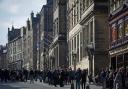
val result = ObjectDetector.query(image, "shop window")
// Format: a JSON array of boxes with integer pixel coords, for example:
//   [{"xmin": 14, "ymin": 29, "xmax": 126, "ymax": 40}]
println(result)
[
  {"xmin": 125, "ymin": 16, "xmax": 128, "ymax": 36},
  {"xmin": 124, "ymin": 53, "xmax": 128, "ymax": 66},
  {"xmin": 117, "ymin": 55, "xmax": 123, "ymax": 68},
  {"xmin": 111, "ymin": 23, "xmax": 117, "ymax": 42},
  {"xmin": 111, "ymin": 57, "xmax": 116, "ymax": 70},
  {"xmin": 118, "ymin": 19, "xmax": 124, "ymax": 39}
]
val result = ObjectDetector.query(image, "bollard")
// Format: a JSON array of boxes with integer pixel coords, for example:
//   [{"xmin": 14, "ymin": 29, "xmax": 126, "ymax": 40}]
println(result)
[{"xmin": 71, "ymin": 82, "xmax": 74, "ymax": 89}]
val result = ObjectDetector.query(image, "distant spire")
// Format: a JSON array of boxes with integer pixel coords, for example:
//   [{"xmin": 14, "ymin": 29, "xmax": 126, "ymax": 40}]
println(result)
[
  {"xmin": 8, "ymin": 28, "xmax": 10, "ymax": 32},
  {"xmin": 12, "ymin": 25, "xmax": 14, "ymax": 30},
  {"xmin": 31, "ymin": 11, "xmax": 34, "ymax": 18}
]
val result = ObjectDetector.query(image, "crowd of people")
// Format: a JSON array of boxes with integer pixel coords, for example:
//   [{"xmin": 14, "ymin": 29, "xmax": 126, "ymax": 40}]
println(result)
[
  {"xmin": 0, "ymin": 67, "xmax": 128, "ymax": 89},
  {"xmin": 95, "ymin": 67, "xmax": 128, "ymax": 89},
  {"xmin": 0, "ymin": 69, "xmax": 29, "ymax": 82}
]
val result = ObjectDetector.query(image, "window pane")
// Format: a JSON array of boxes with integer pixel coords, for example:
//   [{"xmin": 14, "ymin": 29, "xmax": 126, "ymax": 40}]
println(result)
[
  {"xmin": 111, "ymin": 23, "xmax": 117, "ymax": 42},
  {"xmin": 118, "ymin": 19, "xmax": 124, "ymax": 39},
  {"xmin": 125, "ymin": 17, "xmax": 128, "ymax": 36},
  {"xmin": 90, "ymin": 21, "xmax": 93, "ymax": 42}
]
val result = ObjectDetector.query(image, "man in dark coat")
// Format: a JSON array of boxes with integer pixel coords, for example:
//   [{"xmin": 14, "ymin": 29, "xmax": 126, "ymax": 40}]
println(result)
[
  {"xmin": 75, "ymin": 68, "xmax": 81, "ymax": 89},
  {"xmin": 81, "ymin": 69, "xmax": 87, "ymax": 89},
  {"xmin": 60, "ymin": 70, "xmax": 65, "ymax": 87}
]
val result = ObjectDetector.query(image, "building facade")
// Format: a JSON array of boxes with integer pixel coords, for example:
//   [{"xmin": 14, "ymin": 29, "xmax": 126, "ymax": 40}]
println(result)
[
  {"xmin": 40, "ymin": 0, "xmax": 53, "ymax": 70},
  {"xmin": 8, "ymin": 26, "xmax": 23, "ymax": 70},
  {"xmin": 22, "ymin": 14, "xmax": 39, "ymax": 70},
  {"xmin": 67, "ymin": 0, "xmax": 109, "ymax": 75},
  {"xmin": 50, "ymin": 0, "xmax": 67, "ymax": 69},
  {"xmin": 0, "ymin": 45, "xmax": 7, "ymax": 69},
  {"xmin": 109, "ymin": 0, "xmax": 128, "ymax": 70},
  {"xmin": 21, "ymin": 24, "xmax": 33, "ymax": 70}
]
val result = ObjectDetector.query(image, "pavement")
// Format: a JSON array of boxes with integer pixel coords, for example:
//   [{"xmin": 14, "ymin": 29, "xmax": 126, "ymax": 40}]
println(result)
[{"xmin": 0, "ymin": 81, "xmax": 103, "ymax": 89}]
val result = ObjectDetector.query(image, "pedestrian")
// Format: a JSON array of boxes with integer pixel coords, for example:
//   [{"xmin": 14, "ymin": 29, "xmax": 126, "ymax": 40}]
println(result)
[
  {"xmin": 81, "ymin": 69, "xmax": 87, "ymax": 89},
  {"xmin": 29, "ymin": 70, "xmax": 34, "ymax": 84},
  {"xmin": 75, "ymin": 68, "xmax": 81, "ymax": 89},
  {"xmin": 108, "ymin": 70, "xmax": 114, "ymax": 89},
  {"xmin": 23, "ymin": 69, "xmax": 28, "ymax": 82},
  {"xmin": 53, "ymin": 70, "xmax": 58, "ymax": 87},
  {"xmin": 60, "ymin": 69, "xmax": 65, "ymax": 87},
  {"xmin": 114, "ymin": 68, "xmax": 122, "ymax": 89},
  {"xmin": 4, "ymin": 69, "xmax": 9, "ymax": 82},
  {"xmin": 1, "ymin": 69, "xmax": 4, "ymax": 82},
  {"xmin": 88, "ymin": 72, "xmax": 93, "ymax": 84}
]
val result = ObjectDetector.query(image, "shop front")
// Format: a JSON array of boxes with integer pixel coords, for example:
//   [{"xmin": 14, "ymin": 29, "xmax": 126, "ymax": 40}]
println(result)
[{"xmin": 110, "ymin": 45, "xmax": 128, "ymax": 70}]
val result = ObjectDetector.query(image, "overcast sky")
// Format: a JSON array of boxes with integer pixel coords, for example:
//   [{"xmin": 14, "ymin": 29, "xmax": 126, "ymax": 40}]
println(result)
[{"xmin": 0, "ymin": 0, "xmax": 46, "ymax": 45}]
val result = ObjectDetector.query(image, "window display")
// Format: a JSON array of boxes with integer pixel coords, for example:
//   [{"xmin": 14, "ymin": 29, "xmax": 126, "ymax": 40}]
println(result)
[{"xmin": 111, "ymin": 23, "xmax": 117, "ymax": 42}]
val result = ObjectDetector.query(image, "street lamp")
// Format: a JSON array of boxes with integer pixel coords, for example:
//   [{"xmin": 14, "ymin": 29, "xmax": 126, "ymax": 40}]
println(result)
[{"xmin": 72, "ymin": 50, "xmax": 77, "ymax": 71}]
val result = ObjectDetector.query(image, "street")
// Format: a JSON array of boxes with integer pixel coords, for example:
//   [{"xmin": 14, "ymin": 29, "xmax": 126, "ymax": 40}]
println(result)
[{"xmin": 0, "ymin": 81, "xmax": 102, "ymax": 89}]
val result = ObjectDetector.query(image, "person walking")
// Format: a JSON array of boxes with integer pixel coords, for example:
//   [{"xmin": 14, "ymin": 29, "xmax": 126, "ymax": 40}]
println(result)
[
  {"xmin": 60, "ymin": 69, "xmax": 65, "ymax": 87},
  {"xmin": 114, "ymin": 68, "xmax": 122, "ymax": 89},
  {"xmin": 75, "ymin": 68, "xmax": 81, "ymax": 89},
  {"xmin": 81, "ymin": 69, "xmax": 87, "ymax": 89},
  {"xmin": 23, "ymin": 69, "xmax": 28, "ymax": 82},
  {"xmin": 53, "ymin": 70, "xmax": 58, "ymax": 87},
  {"xmin": 29, "ymin": 70, "xmax": 34, "ymax": 84}
]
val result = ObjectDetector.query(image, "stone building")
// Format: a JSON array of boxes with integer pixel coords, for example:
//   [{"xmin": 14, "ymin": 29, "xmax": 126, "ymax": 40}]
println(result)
[
  {"xmin": 20, "ymin": 25, "xmax": 33, "ymax": 70},
  {"xmin": 50, "ymin": 0, "xmax": 67, "ymax": 69},
  {"xmin": 40, "ymin": 0, "xmax": 53, "ymax": 70},
  {"xmin": 31, "ymin": 12, "xmax": 41, "ymax": 70},
  {"xmin": 7, "ymin": 26, "xmax": 23, "ymax": 70},
  {"xmin": 22, "ymin": 12, "xmax": 40, "ymax": 70},
  {"xmin": 109, "ymin": 0, "xmax": 128, "ymax": 70},
  {"xmin": 0, "ymin": 45, "xmax": 7, "ymax": 69},
  {"xmin": 67, "ymin": 0, "xmax": 109, "ymax": 76}
]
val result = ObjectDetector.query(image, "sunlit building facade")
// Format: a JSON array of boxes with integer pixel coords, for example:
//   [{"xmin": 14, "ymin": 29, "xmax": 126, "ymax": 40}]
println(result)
[{"xmin": 67, "ymin": 0, "xmax": 109, "ymax": 75}]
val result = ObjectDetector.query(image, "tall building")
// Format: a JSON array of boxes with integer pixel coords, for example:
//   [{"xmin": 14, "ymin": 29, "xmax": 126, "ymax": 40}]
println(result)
[
  {"xmin": 50, "ymin": 0, "xmax": 67, "ymax": 69},
  {"xmin": 67, "ymin": 0, "xmax": 109, "ymax": 76},
  {"xmin": 7, "ymin": 26, "xmax": 23, "ymax": 70},
  {"xmin": 109, "ymin": 0, "xmax": 128, "ymax": 70},
  {"xmin": 40, "ymin": 0, "xmax": 53, "ymax": 70},
  {"xmin": 13, "ymin": 12, "xmax": 41, "ymax": 71},
  {"xmin": 29, "ymin": 12, "xmax": 41, "ymax": 70},
  {"xmin": 0, "ymin": 45, "xmax": 7, "ymax": 69},
  {"xmin": 20, "ymin": 25, "xmax": 32, "ymax": 70}
]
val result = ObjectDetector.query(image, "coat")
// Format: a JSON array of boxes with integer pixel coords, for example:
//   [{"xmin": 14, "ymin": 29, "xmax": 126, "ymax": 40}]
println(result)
[{"xmin": 114, "ymin": 72, "xmax": 122, "ymax": 89}]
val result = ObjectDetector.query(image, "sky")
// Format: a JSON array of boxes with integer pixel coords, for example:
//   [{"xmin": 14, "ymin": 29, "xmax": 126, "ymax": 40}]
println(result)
[{"xmin": 0, "ymin": 0, "xmax": 46, "ymax": 45}]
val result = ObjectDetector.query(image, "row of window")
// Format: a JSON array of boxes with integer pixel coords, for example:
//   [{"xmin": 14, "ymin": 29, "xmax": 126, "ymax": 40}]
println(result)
[
  {"xmin": 111, "ymin": 16, "xmax": 128, "ymax": 42},
  {"xmin": 110, "ymin": 0, "xmax": 124, "ymax": 13},
  {"xmin": 68, "ymin": 0, "xmax": 93, "ymax": 30},
  {"xmin": 9, "ymin": 53, "xmax": 23, "ymax": 63},
  {"xmin": 69, "ymin": 19, "xmax": 94, "ymax": 66},
  {"xmin": 53, "ymin": 18, "xmax": 59, "ymax": 38}
]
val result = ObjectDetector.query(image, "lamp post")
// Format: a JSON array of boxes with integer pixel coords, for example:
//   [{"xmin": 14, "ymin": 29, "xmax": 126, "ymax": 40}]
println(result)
[{"xmin": 72, "ymin": 50, "xmax": 77, "ymax": 71}]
